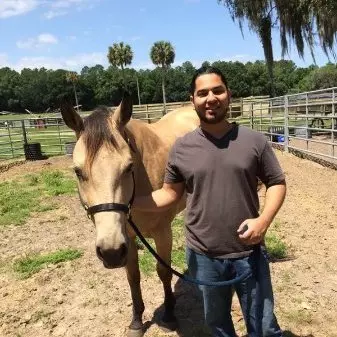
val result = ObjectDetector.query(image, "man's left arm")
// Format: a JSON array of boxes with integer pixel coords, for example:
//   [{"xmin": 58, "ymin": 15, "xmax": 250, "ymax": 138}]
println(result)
[{"xmin": 238, "ymin": 182, "xmax": 286, "ymax": 245}]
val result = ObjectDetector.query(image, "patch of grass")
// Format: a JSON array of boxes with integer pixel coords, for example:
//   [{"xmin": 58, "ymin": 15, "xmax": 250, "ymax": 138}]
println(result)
[
  {"xmin": 13, "ymin": 248, "xmax": 83, "ymax": 278},
  {"xmin": 138, "ymin": 239, "xmax": 156, "ymax": 275},
  {"xmin": 41, "ymin": 170, "xmax": 77, "ymax": 196},
  {"xmin": 36, "ymin": 203, "xmax": 56, "ymax": 212},
  {"xmin": 138, "ymin": 215, "xmax": 187, "ymax": 275},
  {"xmin": 171, "ymin": 215, "xmax": 187, "ymax": 271},
  {"xmin": 0, "ymin": 181, "xmax": 41, "ymax": 226},
  {"xmin": 0, "ymin": 170, "xmax": 76, "ymax": 226},
  {"xmin": 265, "ymin": 232, "xmax": 287, "ymax": 260},
  {"xmin": 283, "ymin": 308, "xmax": 314, "ymax": 325}
]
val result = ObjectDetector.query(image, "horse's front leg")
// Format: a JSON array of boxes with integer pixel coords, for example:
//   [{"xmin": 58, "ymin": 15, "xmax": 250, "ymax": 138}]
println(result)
[
  {"xmin": 126, "ymin": 238, "xmax": 145, "ymax": 337},
  {"xmin": 154, "ymin": 226, "xmax": 177, "ymax": 330}
]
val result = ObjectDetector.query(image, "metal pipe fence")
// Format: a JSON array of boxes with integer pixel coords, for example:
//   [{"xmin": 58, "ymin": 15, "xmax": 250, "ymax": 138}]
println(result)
[
  {"xmin": 249, "ymin": 87, "xmax": 337, "ymax": 165},
  {"xmin": 1, "ymin": 89, "xmax": 336, "ymax": 165}
]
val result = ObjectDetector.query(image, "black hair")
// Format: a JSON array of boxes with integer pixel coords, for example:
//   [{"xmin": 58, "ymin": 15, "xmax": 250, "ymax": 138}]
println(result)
[{"xmin": 190, "ymin": 66, "xmax": 229, "ymax": 95}]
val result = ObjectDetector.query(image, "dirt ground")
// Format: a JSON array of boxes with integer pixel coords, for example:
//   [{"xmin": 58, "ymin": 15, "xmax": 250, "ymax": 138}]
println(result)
[{"xmin": 0, "ymin": 151, "xmax": 336, "ymax": 337}]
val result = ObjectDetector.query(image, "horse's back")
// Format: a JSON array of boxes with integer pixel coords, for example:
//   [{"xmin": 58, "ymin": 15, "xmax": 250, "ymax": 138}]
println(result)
[{"xmin": 150, "ymin": 106, "xmax": 200, "ymax": 144}]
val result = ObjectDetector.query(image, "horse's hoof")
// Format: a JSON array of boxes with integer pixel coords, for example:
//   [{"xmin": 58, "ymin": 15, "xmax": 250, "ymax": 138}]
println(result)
[{"xmin": 127, "ymin": 328, "xmax": 144, "ymax": 337}]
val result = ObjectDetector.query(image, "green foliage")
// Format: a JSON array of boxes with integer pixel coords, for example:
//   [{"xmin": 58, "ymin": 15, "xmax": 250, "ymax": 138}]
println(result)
[
  {"xmin": 41, "ymin": 171, "xmax": 77, "ymax": 196},
  {"xmin": 298, "ymin": 63, "xmax": 337, "ymax": 91},
  {"xmin": 150, "ymin": 41, "xmax": 176, "ymax": 108},
  {"xmin": 107, "ymin": 42, "xmax": 133, "ymax": 89},
  {"xmin": 0, "ymin": 181, "xmax": 41, "ymax": 226},
  {"xmin": 218, "ymin": 0, "xmax": 337, "ymax": 95},
  {"xmin": 265, "ymin": 233, "xmax": 287, "ymax": 260},
  {"xmin": 0, "ymin": 170, "xmax": 76, "ymax": 226},
  {"xmin": 0, "ymin": 58, "xmax": 334, "ymax": 113},
  {"xmin": 13, "ymin": 248, "xmax": 83, "ymax": 278},
  {"xmin": 150, "ymin": 41, "xmax": 175, "ymax": 68}
]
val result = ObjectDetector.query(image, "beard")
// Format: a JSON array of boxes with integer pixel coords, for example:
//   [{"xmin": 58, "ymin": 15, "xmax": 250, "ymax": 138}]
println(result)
[{"xmin": 195, "ymin": 107, "xmax": 228, "ymax": 125}]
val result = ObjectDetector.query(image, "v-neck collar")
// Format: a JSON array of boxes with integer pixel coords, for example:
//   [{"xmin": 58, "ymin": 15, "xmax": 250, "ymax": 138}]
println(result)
[{"xmin": 197, "ymin": 122, "xmax": 238, "ymax": 144}]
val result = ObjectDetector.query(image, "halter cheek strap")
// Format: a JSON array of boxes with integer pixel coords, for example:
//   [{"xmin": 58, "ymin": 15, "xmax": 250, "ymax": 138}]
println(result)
[{"xmin": 83, "ymin": 171, "xmax": 135, "ymax": 217}]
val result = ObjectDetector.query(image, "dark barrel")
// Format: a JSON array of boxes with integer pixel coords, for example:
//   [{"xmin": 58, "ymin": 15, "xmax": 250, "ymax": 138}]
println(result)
[{"xmin": 24, "ymin": 143, "xmax": 43, "ymax": 160}]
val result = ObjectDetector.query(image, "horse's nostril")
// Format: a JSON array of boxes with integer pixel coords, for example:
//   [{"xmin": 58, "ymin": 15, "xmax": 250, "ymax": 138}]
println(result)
[
  {"xmin": 120, "ymin": 243, "xmax": 127, "ymax": 258},
  {"xmin": 96, "ymin": 246, "xmax": 103, "ymax": 260}
]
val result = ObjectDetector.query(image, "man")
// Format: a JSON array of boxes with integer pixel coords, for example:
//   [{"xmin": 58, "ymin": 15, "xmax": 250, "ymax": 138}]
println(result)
[{"xmin": 133, "ymin": 66, "xmax": 286, "ymax": 337}]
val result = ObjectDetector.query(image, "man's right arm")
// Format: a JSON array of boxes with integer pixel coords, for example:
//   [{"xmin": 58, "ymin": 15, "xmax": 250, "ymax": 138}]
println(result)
[{"xmin": 132, "ymin": 182, "xmax": 185, "ymax": 212}]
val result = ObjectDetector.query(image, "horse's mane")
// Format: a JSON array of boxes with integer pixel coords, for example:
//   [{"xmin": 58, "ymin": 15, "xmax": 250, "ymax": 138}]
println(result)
[{"xmin": 82, "ymin": 106, "xmax": 119, "ymax": 170}]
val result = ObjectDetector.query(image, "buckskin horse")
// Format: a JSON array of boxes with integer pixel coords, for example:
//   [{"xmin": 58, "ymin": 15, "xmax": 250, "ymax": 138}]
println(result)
[{"xmin": 60, "ymin": 94, "xmax": 199, "ymax": 337}]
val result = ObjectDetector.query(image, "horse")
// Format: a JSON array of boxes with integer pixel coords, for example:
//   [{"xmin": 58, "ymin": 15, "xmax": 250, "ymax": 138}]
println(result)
[{"xmin": 60, "ymin": 94, "xmax": 199, "ymax": 337}]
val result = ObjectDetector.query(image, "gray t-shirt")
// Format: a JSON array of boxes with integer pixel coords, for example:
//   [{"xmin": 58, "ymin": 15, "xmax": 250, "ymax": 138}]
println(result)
[{"xmin": 164, "ymin": 124, "xmax": 285, "ymax": 259}]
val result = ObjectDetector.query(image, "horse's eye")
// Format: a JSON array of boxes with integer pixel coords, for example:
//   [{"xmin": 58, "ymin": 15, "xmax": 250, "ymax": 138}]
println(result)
[{"xmin": 74, "ymin": 168, "xmax": 83, "ymax": 179}]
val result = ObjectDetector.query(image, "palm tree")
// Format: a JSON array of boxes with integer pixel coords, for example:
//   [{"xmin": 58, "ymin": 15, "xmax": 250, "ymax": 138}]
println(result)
[
  {"xmin": 107, "ymin": 42, "xmax": 133, "ymax": 89},
  {"xmin": 150, "ymin": 41, "xmax": 175, "ymax": 113},
  {"xmin": 65, "ymin": 71, "xmax": 79, "ymax": 112},
  {"xmin": 218, "ymin": 0, "xmax": 337, "ymax": 96}
]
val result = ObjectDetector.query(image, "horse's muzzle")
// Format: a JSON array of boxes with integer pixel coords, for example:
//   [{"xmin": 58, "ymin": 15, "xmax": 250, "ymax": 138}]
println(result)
[{"xmin": 96, "ymin": 244, "xmax": 128, "ymax": 268}]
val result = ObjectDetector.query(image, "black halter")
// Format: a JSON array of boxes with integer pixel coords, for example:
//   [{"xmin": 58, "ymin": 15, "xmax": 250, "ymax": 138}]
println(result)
[{"xmin": 84, "ymin": 172, "xmax": 135, "ymax": 217}]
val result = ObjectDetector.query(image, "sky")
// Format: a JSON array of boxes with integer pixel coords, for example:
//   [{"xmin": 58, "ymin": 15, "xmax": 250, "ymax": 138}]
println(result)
[{"xmin": 0, "ymin": 0, "xmax": 334, "ymax": 73}]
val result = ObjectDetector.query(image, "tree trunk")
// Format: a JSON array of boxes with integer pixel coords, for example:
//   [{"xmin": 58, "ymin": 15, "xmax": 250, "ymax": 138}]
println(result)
[
  {"xmin": 259, "ymin": 16, "xmax": 276, "ymax": 97},
  {"xmin": 73, "ymin": 83, "xmax": 79, "ymax": 113},
  {"xmin": 121, "ymin": 64, "xmax": 127, "ymax": 90},
  {"xmin": 161, "ymin": 66, "xmax": 167, "ymax": 115},
  {"xmin": 136, "ymin": 75, "xmax": 141, "ymax": 105}
]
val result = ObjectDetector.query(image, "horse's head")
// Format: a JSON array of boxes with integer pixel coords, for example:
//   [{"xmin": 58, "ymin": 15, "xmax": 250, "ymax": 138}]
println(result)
[{"xmin": 60, "ymin": 94, "xmax": 134, "ymax": 268}]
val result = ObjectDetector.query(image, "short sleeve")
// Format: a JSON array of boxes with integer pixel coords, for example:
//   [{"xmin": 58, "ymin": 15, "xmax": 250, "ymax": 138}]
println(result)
[
  {"xmin": 257, "ymin": 141, "xmax": 285, "ymax": 188},
  {"xmin": 164, "ymin": 140, "xmax": 185, "ymax": 184}
]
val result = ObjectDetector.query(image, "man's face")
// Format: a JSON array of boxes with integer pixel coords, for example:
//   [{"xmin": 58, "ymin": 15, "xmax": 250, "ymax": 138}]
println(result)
[{"xmin": 191, "ymin": 73, "xmax": 230, "ymax": 124}]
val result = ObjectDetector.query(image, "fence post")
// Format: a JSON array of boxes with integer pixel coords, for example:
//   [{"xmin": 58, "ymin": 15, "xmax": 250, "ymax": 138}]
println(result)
[
  {"xmin": 57, "ymin": 118, "xmax": 62, "ymax": 154},
  {"xmin": 332, "ymin": 88, "xmax": 335, "ymax": 158},
  {"xmin": 249, "ymin": 103, "xmax": 253, "ymax": 130},
  {"xmin": 21, "ymin": 120, "xmax": 28, "ymax": 145},
  {"xmin": 7, "ymin": 121, "xmax": 14, "ymax": 158},
  {"xmin": 284, "ymin": 95, "xmax": 289, "ymax": 152}
]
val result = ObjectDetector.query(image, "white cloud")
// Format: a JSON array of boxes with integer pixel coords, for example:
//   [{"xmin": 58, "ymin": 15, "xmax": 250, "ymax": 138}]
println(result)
[
  {"xmin": 44, "ymin": 10, "xmax": 67, "ymax": 19},
  {"xmin": 0, "ymin": 0, "xmax": 101, "ymax": 19},
  {"xmin": 1, "ymin": 52, "xmax": 107, "ymax": 71},
  {"xmin": 51, "ymin": 0, "xmax": 87, "ymax": 9},
  {"xmin": 0, "ymin": 0, "xmax": 39, "ymax": 18},
  {"xmin": 16, "ymin": 33, "xmax": 58, "ymax": 49}
]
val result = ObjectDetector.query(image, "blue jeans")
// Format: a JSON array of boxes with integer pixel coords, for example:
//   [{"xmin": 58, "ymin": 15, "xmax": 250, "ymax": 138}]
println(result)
[{"xmin": 186, "ymin": 246, "xmax": 283, "ymax": 337}]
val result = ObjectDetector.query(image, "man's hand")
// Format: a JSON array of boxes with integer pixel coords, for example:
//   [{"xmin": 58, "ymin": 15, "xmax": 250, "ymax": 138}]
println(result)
[{"xmin": 237, "ymin": 217, "xmax": 269, "ymax": 245}]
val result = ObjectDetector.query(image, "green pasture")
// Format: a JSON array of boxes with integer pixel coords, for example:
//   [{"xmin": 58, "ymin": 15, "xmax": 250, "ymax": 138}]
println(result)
[{"xmin": 0, "ymin": 170, "xmax": 77, "ymax": 226}]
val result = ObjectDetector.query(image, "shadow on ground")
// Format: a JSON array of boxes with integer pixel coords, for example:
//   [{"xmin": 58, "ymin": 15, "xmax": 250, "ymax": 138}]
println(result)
[{"xmin": 143, "ymin": 273, "xmax": 315, "ymax": 337}]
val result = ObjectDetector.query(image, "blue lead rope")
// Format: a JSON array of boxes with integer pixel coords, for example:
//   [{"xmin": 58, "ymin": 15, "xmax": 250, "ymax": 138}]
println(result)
[{"xmin": 127, "ymin": 215, "xmax": 252, "ymax": 287}]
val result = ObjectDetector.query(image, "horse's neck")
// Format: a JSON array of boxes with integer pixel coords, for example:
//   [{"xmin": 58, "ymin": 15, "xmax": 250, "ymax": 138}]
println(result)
[
  {"xmin": 126, "ymin": 120, "xmax": 167, "ymax": 192},
  {"xmin": 126, "ymin": 120, "xmax": 165, "ymax": 157}
]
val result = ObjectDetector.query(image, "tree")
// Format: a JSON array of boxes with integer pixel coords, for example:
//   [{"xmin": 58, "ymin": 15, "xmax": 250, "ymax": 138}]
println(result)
[
  {"xmin": 66, "ymin": 71, "xmax": 80, "ymax": 112},
  {"xmin": 107, "ymin": 42, "xmax": 133, "ymax": 89},
  {"xmin": 218, "ymin": 0, "xmax": 337, "ymax": 96},
  {"xmin": 150, "ymin": 41, "xmax": 175, "ymax": 112},
  {"xmin": 299, "ymin": 63, "xmax": 337, "ymax": 91}
]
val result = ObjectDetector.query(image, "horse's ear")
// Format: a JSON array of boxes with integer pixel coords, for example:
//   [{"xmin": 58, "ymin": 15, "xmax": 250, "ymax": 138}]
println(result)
[
  {"xmin": 112, "ymin": 91, "xmax": 133, "ymax": 127},
  {"xmin": 60, "ymin": 101, "xmax": 84, "ymax": 139}
]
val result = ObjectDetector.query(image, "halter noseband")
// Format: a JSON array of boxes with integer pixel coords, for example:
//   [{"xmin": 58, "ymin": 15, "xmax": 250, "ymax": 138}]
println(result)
[{"xmin": 84, "ymin": 171, "xmax": 135, "ymax": 217}]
